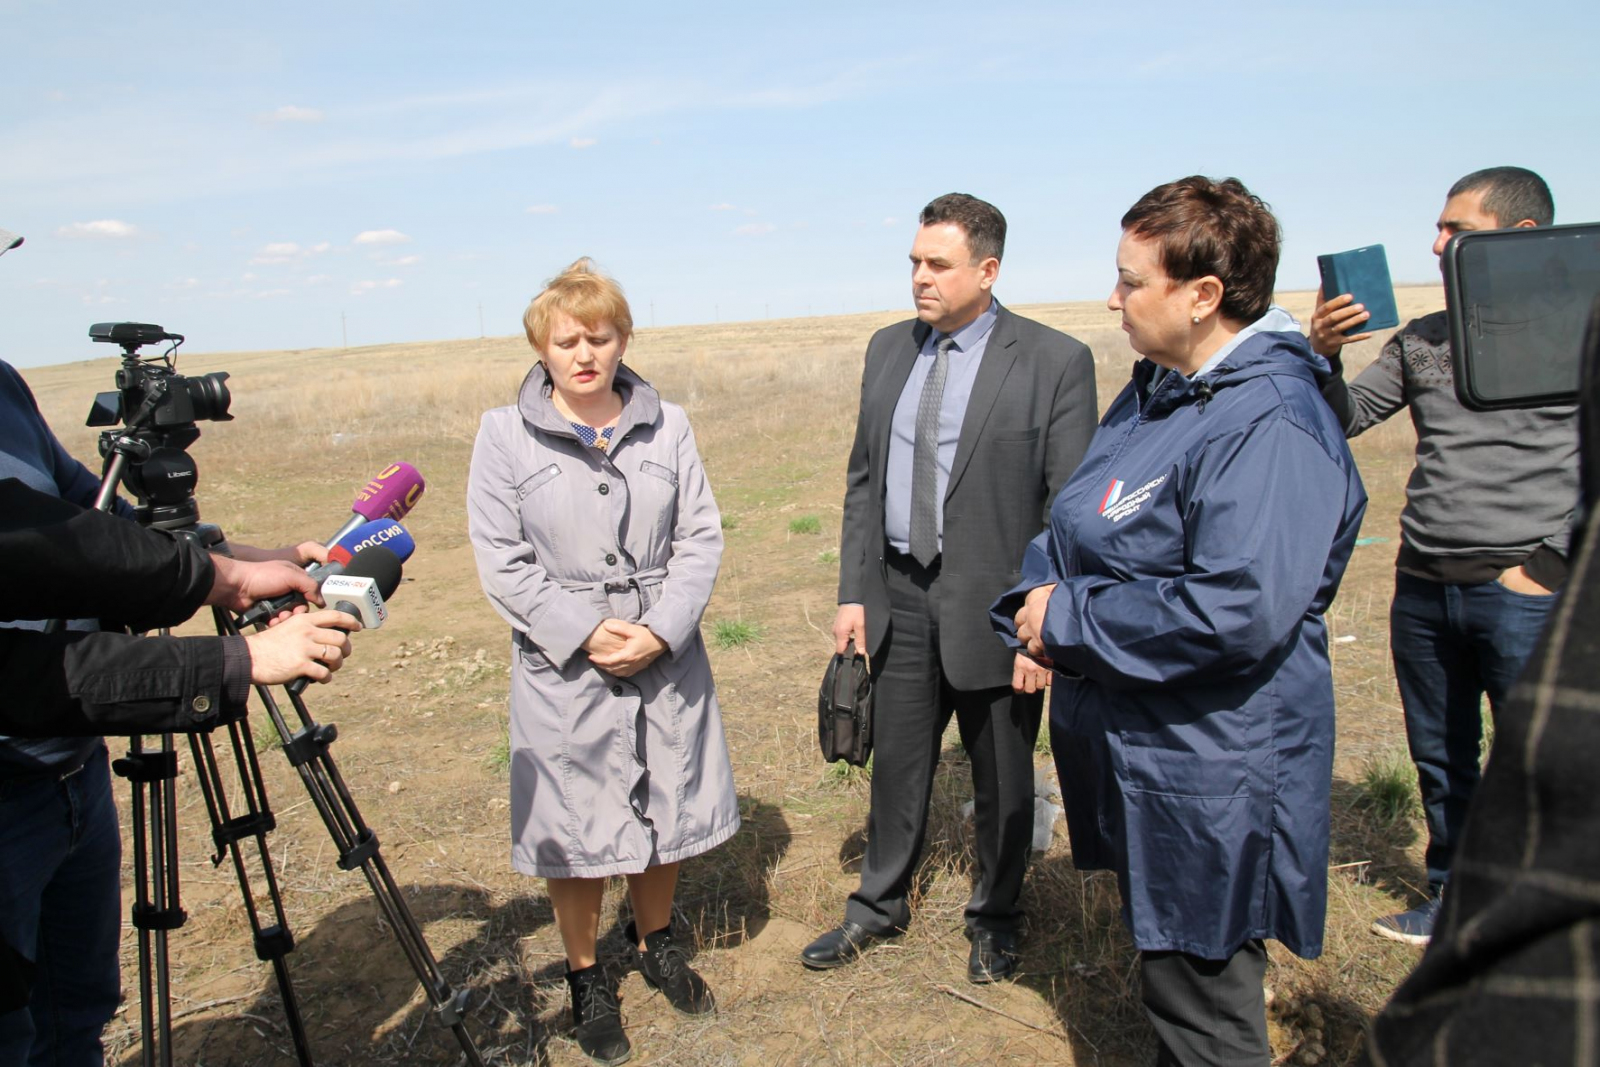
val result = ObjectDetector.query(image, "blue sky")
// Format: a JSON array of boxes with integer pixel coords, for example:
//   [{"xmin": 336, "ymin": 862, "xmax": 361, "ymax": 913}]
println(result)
[{"xmin": 4, "ymin": 0, "xmax": 1598, "ymax": 366}]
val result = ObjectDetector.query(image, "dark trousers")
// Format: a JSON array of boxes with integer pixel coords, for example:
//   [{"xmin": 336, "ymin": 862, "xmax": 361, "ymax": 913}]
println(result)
[
  {"xmin": 844, "ymin": 551, "xmax": 1043, "ymax": 935},
  {"xmin": 1140, "ymin": 939, "xmax": 1269, "ymax": 1067},
  {"xmin": 0, "ymin": 744, "xmax": 122, "ymax": 1067},
  {"xmin": 1389, "ymin": 571, "xmax": 1554, "ymax": 888}
]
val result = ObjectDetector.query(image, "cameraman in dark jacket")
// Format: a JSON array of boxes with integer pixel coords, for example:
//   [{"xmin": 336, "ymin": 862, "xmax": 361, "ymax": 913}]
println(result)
[{"xmin": 0, "ymin": 224, "xmax": 356, "ymax": 1061}]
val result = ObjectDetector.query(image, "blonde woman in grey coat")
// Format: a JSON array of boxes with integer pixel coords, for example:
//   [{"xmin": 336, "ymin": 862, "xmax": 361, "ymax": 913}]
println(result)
[{"xmin": 467, "ymin": 259, "xmax": 739, "ymax": 1066}]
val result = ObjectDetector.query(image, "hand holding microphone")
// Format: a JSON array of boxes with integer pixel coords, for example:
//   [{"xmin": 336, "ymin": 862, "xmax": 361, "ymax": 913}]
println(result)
[
  {"xmin": 209, "ymin": 555, "xmax": 324, "ymax": 614},
  {"xmin": 245, "ymin": 610, "xmax": 359, "ymax": 686}
]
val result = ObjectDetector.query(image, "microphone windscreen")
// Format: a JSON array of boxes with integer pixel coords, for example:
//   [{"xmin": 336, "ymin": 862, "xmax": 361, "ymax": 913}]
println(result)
[
  {"xmin": 350, "ymin": 463, "xmax": 425, "ymax": 522},
  {"xmin": 330, "ymin": 518, "xmax": 415, "ymax": 563},
  {"xmin": 339, "ymin": 545, "xmax": 403, "ymax": 600}
]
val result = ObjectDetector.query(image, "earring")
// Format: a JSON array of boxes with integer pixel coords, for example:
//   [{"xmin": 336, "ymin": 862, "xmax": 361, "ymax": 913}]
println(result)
[{"xmin": 1191, "ymin": 316, "xmax": 1200, "ymax": 325}]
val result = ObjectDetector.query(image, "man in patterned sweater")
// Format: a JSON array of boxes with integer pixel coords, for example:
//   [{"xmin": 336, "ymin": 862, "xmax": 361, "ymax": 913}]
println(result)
[{"xmin": 1310, "ymin": 166, "xmax": 1577, "ymax": 944}]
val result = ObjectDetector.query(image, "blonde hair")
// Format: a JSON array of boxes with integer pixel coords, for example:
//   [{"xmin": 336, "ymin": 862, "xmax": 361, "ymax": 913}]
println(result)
[{"xmin": 522, "ymin": 258, "xmax": 634, "ymax": 351}]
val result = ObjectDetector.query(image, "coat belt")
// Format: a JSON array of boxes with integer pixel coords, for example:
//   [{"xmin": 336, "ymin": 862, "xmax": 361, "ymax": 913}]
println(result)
[{"xmin": 553, "ymin": 568, "xmax": 668, "ymax": 595}]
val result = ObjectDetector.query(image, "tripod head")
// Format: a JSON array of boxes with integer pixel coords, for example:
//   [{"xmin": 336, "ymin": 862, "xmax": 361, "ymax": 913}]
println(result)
[{"xmin": 84, "ymin": 321, "xmax": 231, "ymax": 531}]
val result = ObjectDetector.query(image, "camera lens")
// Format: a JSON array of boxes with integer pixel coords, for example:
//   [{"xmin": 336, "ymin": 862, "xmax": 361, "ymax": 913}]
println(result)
[{"xmin": 185, "ymin": 371, "xmax": 232, "ymax": 422}]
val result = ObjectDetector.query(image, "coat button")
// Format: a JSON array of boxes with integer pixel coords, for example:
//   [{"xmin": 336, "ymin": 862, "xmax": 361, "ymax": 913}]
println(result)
[
  {"xmin": 605, "ymin": 553, "xmax": 617, "ymax": 565},
  {"xmin": 611, "ymin": 684, "xmax": 624, "ymax": 697},
  {"xmin": 191, "ymin": 695, "xmax": 211, "ymax": 716},
  {"xmin": 598, "ymin": 483, "xmax": 610, "ymax": 495}
]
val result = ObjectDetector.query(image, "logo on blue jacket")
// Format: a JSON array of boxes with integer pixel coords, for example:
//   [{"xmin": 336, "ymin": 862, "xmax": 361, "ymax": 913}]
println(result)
[
  {"xmin": 1099, "ymin": 474, "xmax": 1168, "ymax": 523},
  {"xmin": 1098, "ymin": 479, "xmax": 1125, "ymax": 514}
]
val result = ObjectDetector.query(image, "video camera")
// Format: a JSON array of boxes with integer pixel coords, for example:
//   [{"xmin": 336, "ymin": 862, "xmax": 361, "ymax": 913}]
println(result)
[
  {"xmin": 85, "ymin": 321, "xmax": 232, "ymax": 438},
  {"xmin": 84, "ymin": 321, "xmax": 231, "ymax": 529}
]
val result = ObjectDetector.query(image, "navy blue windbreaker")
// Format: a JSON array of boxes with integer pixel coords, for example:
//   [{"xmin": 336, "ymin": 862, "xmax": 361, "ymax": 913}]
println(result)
[{"xmin": 992, "ymin": 325, "xmax": 1367, "ymax": 960}]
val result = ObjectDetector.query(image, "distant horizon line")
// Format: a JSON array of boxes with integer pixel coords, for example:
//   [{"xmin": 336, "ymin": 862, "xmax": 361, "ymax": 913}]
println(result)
[{"xmin": 17, "ymin": 283, "xmax": 1445, "ymax": 372}]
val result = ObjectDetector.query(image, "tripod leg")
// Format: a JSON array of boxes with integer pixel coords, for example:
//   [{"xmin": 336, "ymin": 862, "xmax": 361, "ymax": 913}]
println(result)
[
  {"xmin": 113, "ymin": 737, "xmax": 186, "ymax": 1067},
  {"xmin": 188, "ymin": 717, "xmax": 316, "ymax": 1067},
  {"xmin": 254, "ymin": 680, "xmax": 486, "ymax": 1066}
]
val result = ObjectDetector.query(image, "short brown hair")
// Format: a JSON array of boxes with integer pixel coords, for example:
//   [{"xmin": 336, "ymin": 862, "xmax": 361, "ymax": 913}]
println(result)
[
  {"xmin": 919, "ymin": 193, "xmax": 1006, "ymax": 263},
  {"xmin": 522, "ymin": 257, "xmax": 634, "ymax": 351},
  {"xmin": 1120, "ymin": 176, "xmax": 1281, "ymax": 324}
]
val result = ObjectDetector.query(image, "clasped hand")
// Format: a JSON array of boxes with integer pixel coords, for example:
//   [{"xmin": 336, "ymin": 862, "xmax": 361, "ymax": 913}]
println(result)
[
  {"xmin": 1013, "ymin": 583, "xmax": 1057, "ymax": 662},
  {"xmin": 584, "ymin": 618, "xmax": 668, "ymax": 677}
]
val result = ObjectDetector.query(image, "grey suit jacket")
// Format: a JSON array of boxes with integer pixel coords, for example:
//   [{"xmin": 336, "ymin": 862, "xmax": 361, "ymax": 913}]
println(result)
[{"xmin": 838, "ymin": 303, "xmax": 1097, "ymax": 691}]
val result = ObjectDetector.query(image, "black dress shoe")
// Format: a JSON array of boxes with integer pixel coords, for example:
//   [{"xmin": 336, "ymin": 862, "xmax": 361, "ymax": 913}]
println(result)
[
  {"xmin": 800, "ymin": 921, "xmax": 889, "ymax": 970},
  {"xmin": 967, "ymin": 929, "xmax": 1018, "ymax": 984}
]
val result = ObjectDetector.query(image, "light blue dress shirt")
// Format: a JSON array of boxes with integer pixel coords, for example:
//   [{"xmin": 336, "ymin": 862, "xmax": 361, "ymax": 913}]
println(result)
[{"xmin": 884, "ymin": 299, "xmax": 999, "ymax": 554}]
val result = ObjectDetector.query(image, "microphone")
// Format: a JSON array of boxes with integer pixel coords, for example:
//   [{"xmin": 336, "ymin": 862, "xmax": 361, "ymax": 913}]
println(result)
[
  {"xmin": 238, "ymin": 520, "xmax": 414, "ymax": 627},
  {"xmin": 287, "ymin": 547, "xmax": 402, "ymax": 695},
  {"xmin": 307, "ymin": 518, "xmax": 416, "ymax": 582},
  {"xmin": 322, "ymin": 546, "xmax": 402, "ymax": 628},
  {"xmin": 324, "ymin": 463, "xmax": 426, "ymax": 547}
]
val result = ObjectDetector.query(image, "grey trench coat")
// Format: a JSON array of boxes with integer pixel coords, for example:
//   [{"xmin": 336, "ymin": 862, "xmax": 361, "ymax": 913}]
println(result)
[{"xmin": 467, "ymin": 363, "xmax": 739, "ymax": 878}]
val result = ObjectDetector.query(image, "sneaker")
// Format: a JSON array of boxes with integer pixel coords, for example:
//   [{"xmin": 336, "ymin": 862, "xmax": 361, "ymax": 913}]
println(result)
[
  {"xmin": 1371, "ymin": 892, "xmax": 1442, "ymax": 945},
  {"xmin": 627, "ymin": 920, "xmax": 715, "ymax": 1015}
]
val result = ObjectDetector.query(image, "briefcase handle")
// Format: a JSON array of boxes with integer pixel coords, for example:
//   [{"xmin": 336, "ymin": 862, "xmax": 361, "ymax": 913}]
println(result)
[{"xmin": 830, "ymin": 640, "xmax": 862, "ymax": 712}]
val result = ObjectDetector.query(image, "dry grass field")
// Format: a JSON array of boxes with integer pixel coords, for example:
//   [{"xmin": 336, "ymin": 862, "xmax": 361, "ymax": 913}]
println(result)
[{"xmin": 22, "ymin": 285, "xmax": 1443, "ymax": 1066}]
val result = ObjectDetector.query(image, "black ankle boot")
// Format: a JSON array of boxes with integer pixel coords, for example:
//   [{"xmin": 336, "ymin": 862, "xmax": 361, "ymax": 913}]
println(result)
[
  {"xmin": 565, "ymin": 964, "xmax": 631, "ymax": 1065},
  {"xmin": 627, "ymin": 920, "xmax": 715, "ymax": 1015}
]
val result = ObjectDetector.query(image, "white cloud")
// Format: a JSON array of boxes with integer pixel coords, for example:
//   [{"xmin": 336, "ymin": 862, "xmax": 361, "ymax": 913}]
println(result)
[
  {"xmin": 166, "ymin": 277, "xmax": 201, "ymax": 290},
  {"xmin": 710, "ymin": 202, "xmax": 759, "ymax": 215},
  {"xmin": 241, "ymin": 272, "xmax": 258, "ymax": 281},
  {"xmin": 81, "ymin": 294, "xmax": 126, "ymax": 305},
  {"xmin": 251, "ymin": 241, "xmax": 302, "ymax": 264},
  {"xmin": 733, "ymin": 222, "xmax": 777, "ymax": 236},
  {"xmin": 305, "ymin": 274, "xmax": 332, "ymax": 285},
  {"xmin": 250, "ymin": 240, "xmax": 331, "ymax": 264},
  {"xmin": 350, "ymin": 278, "xmax": 404, "ymax": 294},
  {"xmin": 57, "ymin": 219, "xmax": 140, "ymax": 239},
  {"xmin": 882, "ymin": 217, "xmax": 899, "ymax": 226},
  {"xmin": 525, "ymin": 204, "xmax": 559, "ymax": 215},
  {"xmin": 254, "ymin": 289, "xmax": 291, "ymax": 299},
  {"xmin": 390, "ymin": 254, "xmax": 422, "ymax": 266},
  {"xmin": 570, "ymin": 137, "xmax": 597, "ymax": 149},
  {"xmin": 260, "ymin": 105, "xmax": 325, "ymax": 124},
  {"xmin": 353, "ymin": 229, "xmax": 412, "ymax": 246}
]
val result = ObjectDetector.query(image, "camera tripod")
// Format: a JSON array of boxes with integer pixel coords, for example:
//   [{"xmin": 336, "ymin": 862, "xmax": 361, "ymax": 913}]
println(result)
[{"xmin": 88, "ymin": 362, "xmax": 484, "ymax": 1066}]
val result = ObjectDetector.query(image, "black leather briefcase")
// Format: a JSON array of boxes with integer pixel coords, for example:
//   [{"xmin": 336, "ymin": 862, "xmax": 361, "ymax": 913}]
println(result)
[{"xmin": 818, "ymin": 640, "xmax": 873, "ymax": 766}]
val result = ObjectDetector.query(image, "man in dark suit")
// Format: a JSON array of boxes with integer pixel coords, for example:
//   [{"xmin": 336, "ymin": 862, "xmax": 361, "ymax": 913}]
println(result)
[{"xmin": 802, "ymin": 193, "xmax": 1096, "ymax": 982}]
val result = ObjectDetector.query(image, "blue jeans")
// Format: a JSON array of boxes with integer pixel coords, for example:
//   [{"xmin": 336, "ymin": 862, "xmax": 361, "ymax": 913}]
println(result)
[
  {"xmin": 1390, "ymin": 572, "xmax": 1555, "ymax": 889},
  {"xmin": 0, "ymin": 745, "xmax": 122, "ymax": 1067}
]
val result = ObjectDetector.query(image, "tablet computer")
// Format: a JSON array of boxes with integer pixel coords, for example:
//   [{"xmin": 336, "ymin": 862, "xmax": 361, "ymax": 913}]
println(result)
[{"xmin": 1444, "ymin": 222, "xmax": 1600, "ymax": 411}]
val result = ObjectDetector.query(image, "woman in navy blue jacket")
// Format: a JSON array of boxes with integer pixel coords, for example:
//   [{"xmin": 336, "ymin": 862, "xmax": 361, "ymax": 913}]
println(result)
[{"xmin": 993, "ymin": 177, "xmax": 1367, "ymax": 1066}]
